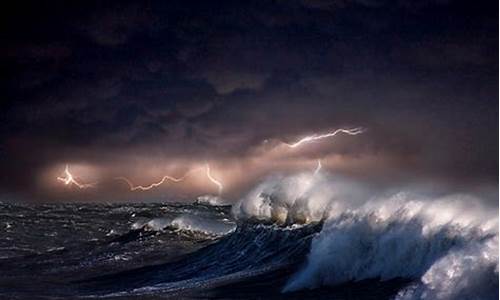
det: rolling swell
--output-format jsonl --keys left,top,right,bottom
{"left": 82, "top": 222, "right": 322, "bottom": 297}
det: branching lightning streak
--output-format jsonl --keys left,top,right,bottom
{"left": 283, "top": 127, "right": 364, "bottom": 148}
{"left": 116, "top": 165, "right": 223, "bottom": 194}
{"left": 205, "top": 164, "right": 223, "bottom": 195}
{"left": 116, "top": 175, "right": 184, "bottom": 191}
{"left": 116, "top": 167, "right": 203, "bottom": 191}
{"left": 57, "top": 164, "right": 95, "bottom": 188}
{"left": 313, "top": 159, "right": 322, "bottom": 176}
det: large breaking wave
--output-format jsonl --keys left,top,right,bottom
{"left": 232, "top": 172, "right": 499, "bottom": 299}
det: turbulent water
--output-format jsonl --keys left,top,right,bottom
{"left": 0, "top": 173, "right": 498, "bottom": 299}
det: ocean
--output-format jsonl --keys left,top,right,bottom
{"left": 0, "top": 174, "right": 498, "bottom": 299}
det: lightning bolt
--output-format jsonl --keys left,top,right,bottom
{"left": 313, "top": 159, "right": 322, "bottom": 176}
{"left": 116, "top": 165, "right": 223, "bottom": 195}
{"left": 205, "top": 164, "right": 223, "bottom": 195}
{"left": 116, "top": 175, "right": 185, "bottom": 191}
{"left": 116, "top": 167, "right": 203, "bottom": 191}
{"left": 283, "top": 127, "right": 364, "bottom": 148}
{"left": 57, "top": 164, "right": 95, "bottom": 188}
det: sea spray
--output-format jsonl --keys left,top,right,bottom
{"left": 232, "top": 173, "right": 370, "bottom": 224}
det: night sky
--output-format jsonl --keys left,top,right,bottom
{"left": 1, "top": 0, "right": 498, "bottom": 202}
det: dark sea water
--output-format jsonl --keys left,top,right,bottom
{"left": 0, "top": 195, "right": 497, "bottom": 299}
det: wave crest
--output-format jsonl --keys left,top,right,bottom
{"left": 132, "top": 214, "right": 235, "bottom": 236}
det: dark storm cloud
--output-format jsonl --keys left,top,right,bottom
{"left": 83, "top": 3, "right": 158, "bottom": 46}
{"left": 0, "top": 0, "right": 497, "bottom": 201}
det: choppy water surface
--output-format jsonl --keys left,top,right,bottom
{"left": 0, "top": 174, "right": 498, "bottom": 299}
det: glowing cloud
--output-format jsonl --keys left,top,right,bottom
{"left": 283, "top": 127, "right": 364, "bottom": 148}
{"left": 57, "top": 164, "right": 96, "bottom": 189}
{"left": 56, "top": 126, "right": 364, "bottom": 196}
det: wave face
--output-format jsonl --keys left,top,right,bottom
{"left": 84, "top": 223, "right": 320, "bottom": 297}
{"left": 0, "top": 173, "right": 497, "bottom": 299}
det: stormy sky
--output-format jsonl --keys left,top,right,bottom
{"left": 1, "top": 0, "right": 498, "bottom": 202}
